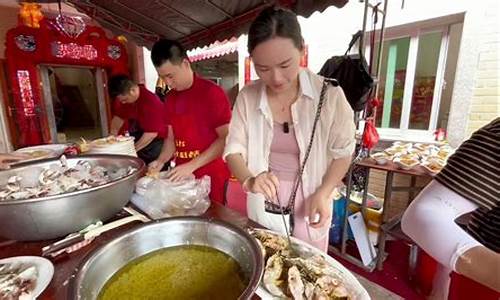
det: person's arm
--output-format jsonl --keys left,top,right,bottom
{"left": 110, "top": 116, "right": 124, "bottom": 136}
{"left": 226, "top": 153, "right": 279, "bottom": 201}
{"left": 134, "top": 132, "right": 158, "bottom": 152}
{"left": 226, "top": 154, "right": 253, "bottom": 185}
{"left": 148, "top": 125, "right": 175, "bottom": 172}
{"left": 307, "top": 156, "right": 352, "bottom": 227}
{"left": 166, "top": 124, "right": 228, "bottom": 181}
{"left": 224, "top": 88, "right": 279, "bottom": 200}
{"left": 308, "top": 86, "right": 355, "bottom": 227}
{"left": 455, "top": 246, "right": 500, "bottom": 292}
{"left": 0, "top": 153, "right": 29, "bottom": 169}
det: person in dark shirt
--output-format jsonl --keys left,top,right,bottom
{"left": 402, "top": 117, "right": 500, "bottom": 298}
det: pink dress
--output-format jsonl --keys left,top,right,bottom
{"left": 269, "top": 122, "right": 329, "bottom": 252}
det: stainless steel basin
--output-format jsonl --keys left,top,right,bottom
{"left": 0, "top": 154, "right": 145, "bottom": 241}
{"left": 69, "top": 217, "right": 264, "bottom": 300}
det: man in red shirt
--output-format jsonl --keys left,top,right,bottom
{"left": 109, "top": 75, "right": 165, "bottom": 164}
{"left": 149, "top": 39, "right": 231, "bottom": 204}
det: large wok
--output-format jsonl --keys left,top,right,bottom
{"left": 69, "top": 217, "right": 264, "bottom": 300}
{"left": 0, "top": 154, "right": 145, "bottom": 241}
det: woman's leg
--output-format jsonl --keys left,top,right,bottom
{"left": 402, "top": 180, "right": 481, "bottom": 298}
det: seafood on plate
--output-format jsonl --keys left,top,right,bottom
{"left": 0, "top": 156, "right": 136, "bottom": 202}
{"left": 250, "top": 229, "right": 352, "bottom": 300}
{"left": 421, "top": 158, "right": 446, "bottom": 175}
{"left": 0, "top": 262, "right": 37, "bottom": 299}
{"left": 394, "top": 157, "right": 419, "bottom": 170}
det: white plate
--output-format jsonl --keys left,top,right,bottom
{"left": 14, "top": 144, "right": 68, "bottom": 163}
{"left": 15, "top": 144, "right": 68, "bottom": 156}
{"left": 0, "top": 256, "right": 54, "bottom": 298}
{"left": 253, "top": 229, "right": 370, "bottom": 300}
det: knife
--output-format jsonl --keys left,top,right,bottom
{"left": 42, "top": 212, "right": 150, "bottom": 257}
{"left": 42, "top": 232, "right": 85, "bottom": 256}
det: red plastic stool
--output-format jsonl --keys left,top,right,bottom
{"left": 448, "top": 272, "right": 499, "bottom": 300}
{"left": 414, "top": 250, "right": 499, "bottom": 299}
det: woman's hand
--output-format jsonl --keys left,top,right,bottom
{"left": 244, "top": 171, "right": 280, "bottom": 202}
{"left": 0, "top": 153, "right": 29, "bottom": 170}
{"left": 306, "top": 189, "right": 333, "bottom": 228}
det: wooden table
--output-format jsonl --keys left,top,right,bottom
{"left": 332, "top": 158, "right": 433, "bottom": 272}
{"left": 360, "top": 159, "right": 432, "bottom": 270}
{"left": 0, "top": 203, "right": 259, "bottom": 300}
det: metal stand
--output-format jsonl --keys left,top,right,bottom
{"left": 331, "top": 0, "right": 389, "bottom": 272}
{"left": 334, "top": 159, "right": 430, "bottom": 272}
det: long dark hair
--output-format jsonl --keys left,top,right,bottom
{"left": 247, "top": 7, "right": 304, "bottom": 54}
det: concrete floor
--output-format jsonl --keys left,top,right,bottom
{"left": 354, "top": 274, "right": 403, "bottom": 300}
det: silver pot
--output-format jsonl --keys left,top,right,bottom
{"left": 69, "top": 217, "right": 264, "bottom": 300}
{"left": 0, "top": 154, "right": 145, "bottom": 241}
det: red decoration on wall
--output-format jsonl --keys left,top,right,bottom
{"left": 51, "top": 41, "right": 98, "bottom": 60}
{"left": 16, "top": 70, "right": 36, "bottom": 117}
{"left": 5, "top": 18, "right": 129, "bottom": 147}
{"left": 53, "top": 15, "right": 86, "bottom": 38}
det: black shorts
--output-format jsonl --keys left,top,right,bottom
{"left": 137, "top": 138, "right": 164, "bottom": 165}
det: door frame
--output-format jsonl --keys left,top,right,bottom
{"left": 39, "top": 64, "right": 109, "bottom": 143}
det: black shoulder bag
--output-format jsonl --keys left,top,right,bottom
{"left": 318, "top": 31, "right": 374, "bottom": 112}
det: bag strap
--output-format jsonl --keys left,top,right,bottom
{"left": 368, "top": 3, "right": 381, "bottom": 75}
{"left": 345, "top": 30, "right": 364, "bottom": 56}
{"left": 288, "top": 79, "right": 330, "bottom": 230}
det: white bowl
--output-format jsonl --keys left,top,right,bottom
{"left": 14, "top": 144, "right": 68, "bottom": 163}
{"left": 394, "top": 157, "right": 419, "bottom": 170}
{"left": 421, "top": 158, "right": 446, "bottom": 175}
{"left": 370, "top": 152, "right": 389, "bottom": 165}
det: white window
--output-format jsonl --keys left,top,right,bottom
{"left": 367, "top": 15, "right": 463, "bottom": 142}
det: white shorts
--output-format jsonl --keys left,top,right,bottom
{"left": 402, "top": 180, "right": 483, "bottom": 299}
{"left": 401, "top": 180, "right": 481, "bottom": 271}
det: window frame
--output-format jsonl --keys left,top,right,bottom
{"left": 364, "top": 15, "right": 462, "bottom": 142}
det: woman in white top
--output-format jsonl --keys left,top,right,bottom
{"left": 224, "top": 7, "right": 356, "bottom": 251}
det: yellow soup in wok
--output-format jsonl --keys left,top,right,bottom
{"left": 98, "top": 245, "right": 247, "bottom": 300}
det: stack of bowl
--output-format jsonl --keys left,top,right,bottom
{"left": 88, "top": 136, "right": 137, "bottom": 157}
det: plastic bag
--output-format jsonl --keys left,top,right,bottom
{"left": 362, "top": 119, "right": 379, "bottom": 150}
{"left": 135, "top": 175, "right": 211, "bottom": 219}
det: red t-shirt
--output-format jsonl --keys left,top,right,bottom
{"left": 113, "top": 85, "right": 166, "bottom": 138}
{"left": 164, "top": 74, "right": 231, "bottom": 203}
